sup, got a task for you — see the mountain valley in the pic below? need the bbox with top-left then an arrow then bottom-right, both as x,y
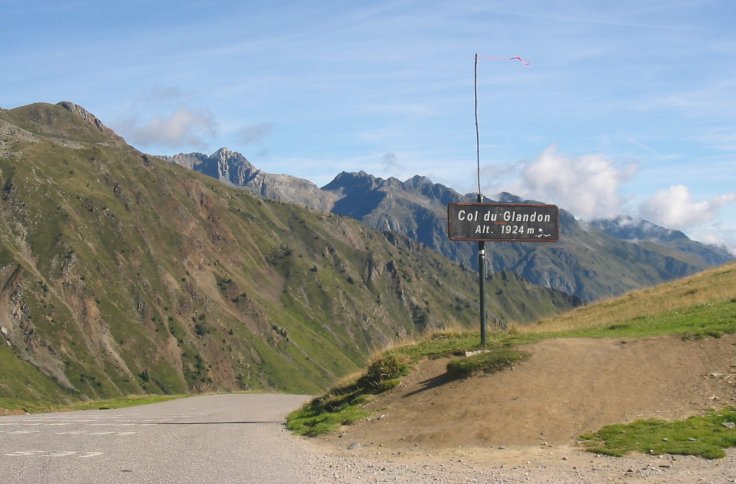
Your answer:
0,102 -> 575,408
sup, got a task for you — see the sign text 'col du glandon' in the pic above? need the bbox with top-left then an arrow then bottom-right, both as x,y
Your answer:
447,202 -> 559,242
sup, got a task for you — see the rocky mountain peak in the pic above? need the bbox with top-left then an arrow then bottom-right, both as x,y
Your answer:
166,148 -> 335,212
57,101 -> 124,142
212,146 -> 249,164
164,147 -> 257,185
495,192 -> 523,203
405,175 -> 432,188
381,177 -> 404,190
322,171 -> 379,193
402,175 -> 461,205
324,172 -> 452,199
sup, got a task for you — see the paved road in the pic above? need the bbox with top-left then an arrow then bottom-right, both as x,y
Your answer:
0,394 -> 313,483
6,393 -> 736,483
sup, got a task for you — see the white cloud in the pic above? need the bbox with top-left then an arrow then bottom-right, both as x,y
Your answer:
639,185 -> 736,229
235,122 -> 272,145
509,146 -> 636,220
382,152 -> 405,172
690,225 -> 736,255
117,107 -> 217,149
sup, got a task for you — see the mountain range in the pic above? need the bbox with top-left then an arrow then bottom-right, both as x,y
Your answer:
166,149 -> 733,302
0,102 -> 576,407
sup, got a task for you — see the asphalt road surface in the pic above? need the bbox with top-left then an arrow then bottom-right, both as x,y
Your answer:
5,393 -> 736,483
0,394 -> 313,483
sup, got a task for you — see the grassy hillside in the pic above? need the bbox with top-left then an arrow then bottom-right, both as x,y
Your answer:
289,261 -> 736,439
0,102 -> 575,411
525,260 -> 736,338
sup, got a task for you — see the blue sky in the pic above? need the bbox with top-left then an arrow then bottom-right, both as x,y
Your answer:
3,0 -> 735,252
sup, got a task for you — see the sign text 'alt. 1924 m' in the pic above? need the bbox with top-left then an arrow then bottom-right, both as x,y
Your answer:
447,202 -> 559,242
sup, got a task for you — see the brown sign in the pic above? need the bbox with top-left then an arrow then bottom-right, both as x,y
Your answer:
448,202 -> 559,242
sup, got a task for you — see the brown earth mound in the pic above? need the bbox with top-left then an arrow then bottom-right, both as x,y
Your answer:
323,335 -> 736,449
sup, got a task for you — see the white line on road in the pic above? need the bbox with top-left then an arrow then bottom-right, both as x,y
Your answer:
80,452 -> 104,458
48,451 -> 77,458
4,450 -> 105,459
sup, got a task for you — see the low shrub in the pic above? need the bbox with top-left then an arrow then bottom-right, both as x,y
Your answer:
446,348 -> 530,378
287,354 -> 410,436
358,354 -> 409,391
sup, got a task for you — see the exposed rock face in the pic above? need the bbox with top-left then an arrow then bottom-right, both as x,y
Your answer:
164,148 -> 336,212
164,148 -> 256,184
57,101 -> 126,143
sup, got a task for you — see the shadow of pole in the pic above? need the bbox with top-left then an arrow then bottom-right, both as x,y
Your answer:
402,371 -> 461,398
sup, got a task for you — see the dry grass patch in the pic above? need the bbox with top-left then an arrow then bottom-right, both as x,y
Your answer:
525,262 -> 736,334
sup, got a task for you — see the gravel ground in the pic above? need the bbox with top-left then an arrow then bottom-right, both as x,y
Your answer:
294,438 -> 736,483
289,334 -> 736,482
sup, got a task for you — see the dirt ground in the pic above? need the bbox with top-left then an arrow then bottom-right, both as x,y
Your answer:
314,335 -> 736,481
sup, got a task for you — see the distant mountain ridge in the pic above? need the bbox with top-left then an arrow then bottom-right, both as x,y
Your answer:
588,215 -> 688,243
162,148 -> 335,212
167,148 -> 733,302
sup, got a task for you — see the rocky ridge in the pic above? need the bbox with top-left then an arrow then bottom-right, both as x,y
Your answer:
168,149 -> 733,302
163,148 -> 335,212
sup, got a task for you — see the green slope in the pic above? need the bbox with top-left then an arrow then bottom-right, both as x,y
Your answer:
287,262 -> 736,439
0,102 -> 575,410
530,261 -> 736,337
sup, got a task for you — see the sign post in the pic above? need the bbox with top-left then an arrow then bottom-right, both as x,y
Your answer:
476,195 -> 487,345
448,201 -> 559,345
448,203 -> 559,243
463,52 -> 558,345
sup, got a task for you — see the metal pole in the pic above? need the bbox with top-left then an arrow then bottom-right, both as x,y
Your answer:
474,53 -> 487,346
474,54 -> 481,197
478,200 -> 487,346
